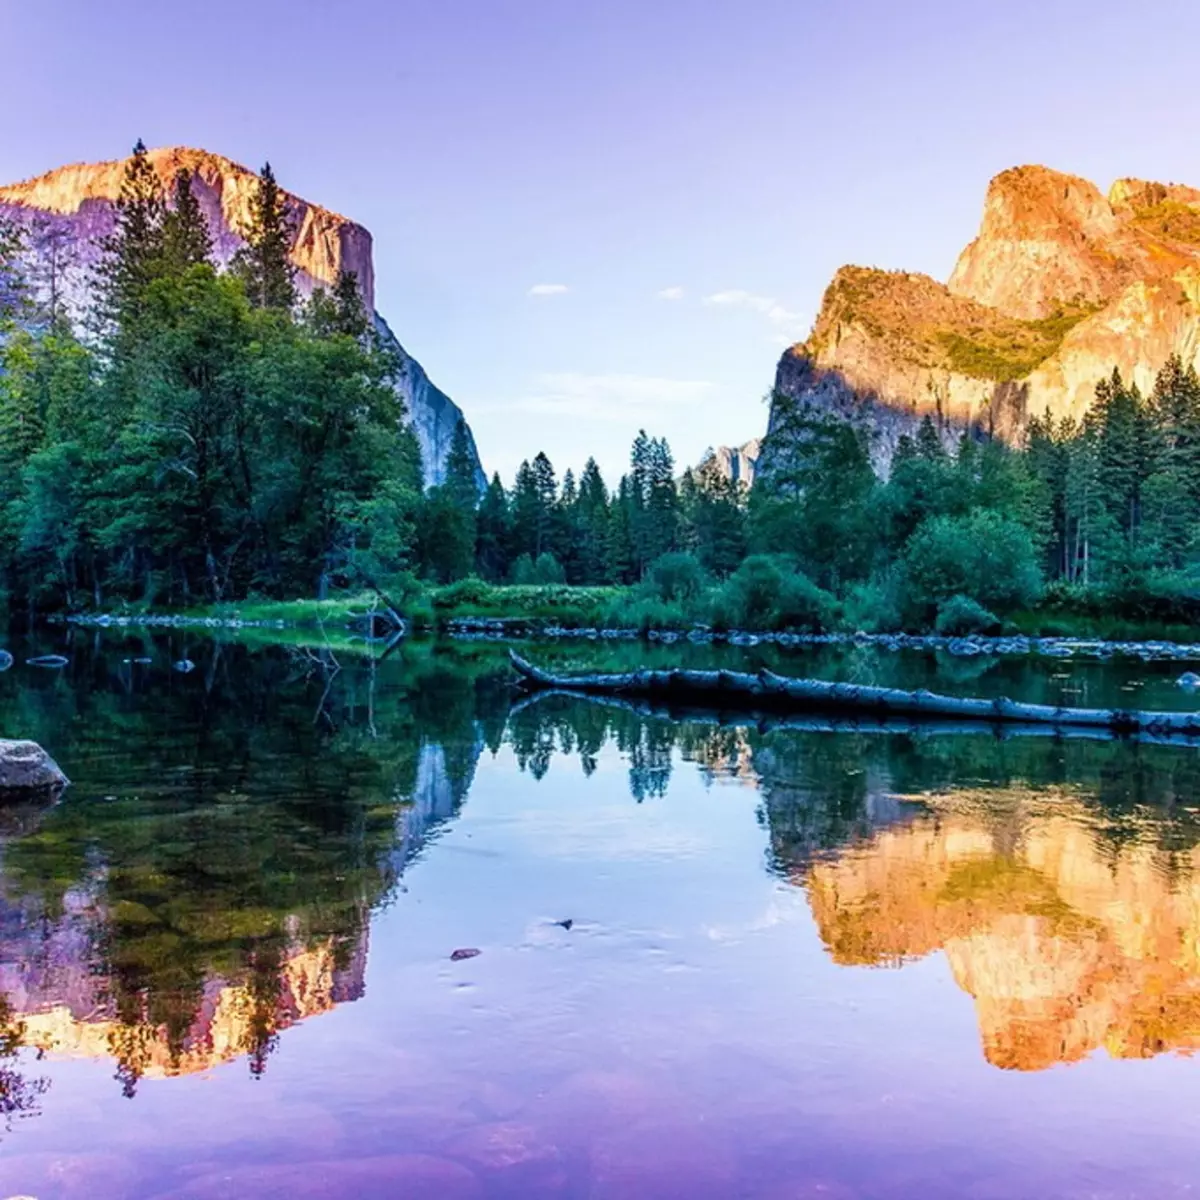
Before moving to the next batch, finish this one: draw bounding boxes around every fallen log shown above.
[508,651,1200,739]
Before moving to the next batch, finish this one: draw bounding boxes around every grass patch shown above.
[936,303,1099,382]
[1132,200,1200,246]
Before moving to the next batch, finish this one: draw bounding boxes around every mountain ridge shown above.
[767,163,1200,472]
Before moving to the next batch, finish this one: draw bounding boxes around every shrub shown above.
[645,552,709,603]
[902,509,1042,617]
[935,594,1001,637]
[601,593,689,632]
[431,577,494,609]
[841,573,904,633]
[709,555,835,632]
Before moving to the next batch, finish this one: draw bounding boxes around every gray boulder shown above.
[0,740,69,793]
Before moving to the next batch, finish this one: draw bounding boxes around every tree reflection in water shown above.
[3,633,1200,1089]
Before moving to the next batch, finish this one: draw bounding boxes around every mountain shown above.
[0,146,482,488]
[767,164,1200,472]
[695,437,761,488]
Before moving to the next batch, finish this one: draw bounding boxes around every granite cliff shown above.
[768,165,1200,472]
[0,146,482,487]
[695,438,762,488]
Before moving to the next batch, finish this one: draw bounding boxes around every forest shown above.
[3,143,1200,636]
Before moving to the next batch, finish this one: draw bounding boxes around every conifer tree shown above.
[233,163,296,310]
[161,169,213,274]
[97,139,166,342]
[475,473,511,580]
[444,419,479,509]
[332,270,369,339]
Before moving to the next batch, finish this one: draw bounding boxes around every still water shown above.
[0,631,1199,1197]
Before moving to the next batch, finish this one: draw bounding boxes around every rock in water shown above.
[173,659,196,673]
[0,741,68,794]
[26,655,68,668]
[0,651,12,672]
[1178,672,1200,691]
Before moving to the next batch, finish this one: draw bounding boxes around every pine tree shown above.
[161,169,213,275]
[233,163,296,310]
[444,419,479,509]
[332,270,369,339]
[475,473,511,580]
[96,139,166,342]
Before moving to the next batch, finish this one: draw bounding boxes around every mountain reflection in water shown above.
[0,634,1199,1197]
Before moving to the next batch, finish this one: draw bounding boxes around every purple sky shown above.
[4,0,1200,482]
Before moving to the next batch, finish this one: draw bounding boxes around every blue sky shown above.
[4,0,1200,482]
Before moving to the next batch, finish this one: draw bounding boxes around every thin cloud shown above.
[511,372,716,421]
[528,283,569,297]
[657,286,685,301]
[706,289,807,343]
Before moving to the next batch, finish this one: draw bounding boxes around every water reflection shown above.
[513,689,1200,1073]
[0,637,492,1095]
[2,631,1200,1107]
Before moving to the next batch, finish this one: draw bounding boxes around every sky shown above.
[4,0,1200,483]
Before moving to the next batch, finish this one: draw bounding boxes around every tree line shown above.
[417,356,1200,633]
[4,140,1200,630]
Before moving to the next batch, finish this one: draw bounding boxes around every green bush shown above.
[935,594,1001,636]
[902,510,1042,618]
[709,555,835,632]
[840,573,904,633]
[645,552,709,603]
[601,593,689,632]
[431,577,495,609]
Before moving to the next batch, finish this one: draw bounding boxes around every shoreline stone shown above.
[0,740,69,794]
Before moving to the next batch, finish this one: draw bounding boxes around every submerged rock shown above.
[1178,672,1200,691]
[0,650,12,671]
[0,740,68,794]
[173,659,196,673]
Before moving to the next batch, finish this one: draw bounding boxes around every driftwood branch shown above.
[508,651,1200,739]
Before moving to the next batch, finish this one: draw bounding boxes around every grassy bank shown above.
[139,575,1200,646]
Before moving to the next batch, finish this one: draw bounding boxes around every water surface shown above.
[0,631,1198,1197]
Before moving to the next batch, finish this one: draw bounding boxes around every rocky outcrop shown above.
[767,164,1200,474]
[0,146,482,487]
[0,740,68,794]
[375,315,486,490]
[696,438,761,488]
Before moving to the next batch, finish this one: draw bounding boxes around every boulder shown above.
[0,740,69,793]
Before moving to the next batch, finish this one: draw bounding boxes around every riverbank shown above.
[56,607,1200,664]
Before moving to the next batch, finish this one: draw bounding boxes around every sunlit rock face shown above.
[800,790,1200,1071]
[0,146,482,487]
[766,164,1200,474]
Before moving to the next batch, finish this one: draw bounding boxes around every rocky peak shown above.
[0,146,375,311]
[0,146,481,488]
[947,165,1136,319]
[766,162,1200,477]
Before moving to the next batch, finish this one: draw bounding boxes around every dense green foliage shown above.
[0,143,423,612]
[5,142,1200,634]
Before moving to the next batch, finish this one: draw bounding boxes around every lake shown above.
[0,629,1199,1198]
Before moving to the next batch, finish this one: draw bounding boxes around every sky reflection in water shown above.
[0,633,1197,1198]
